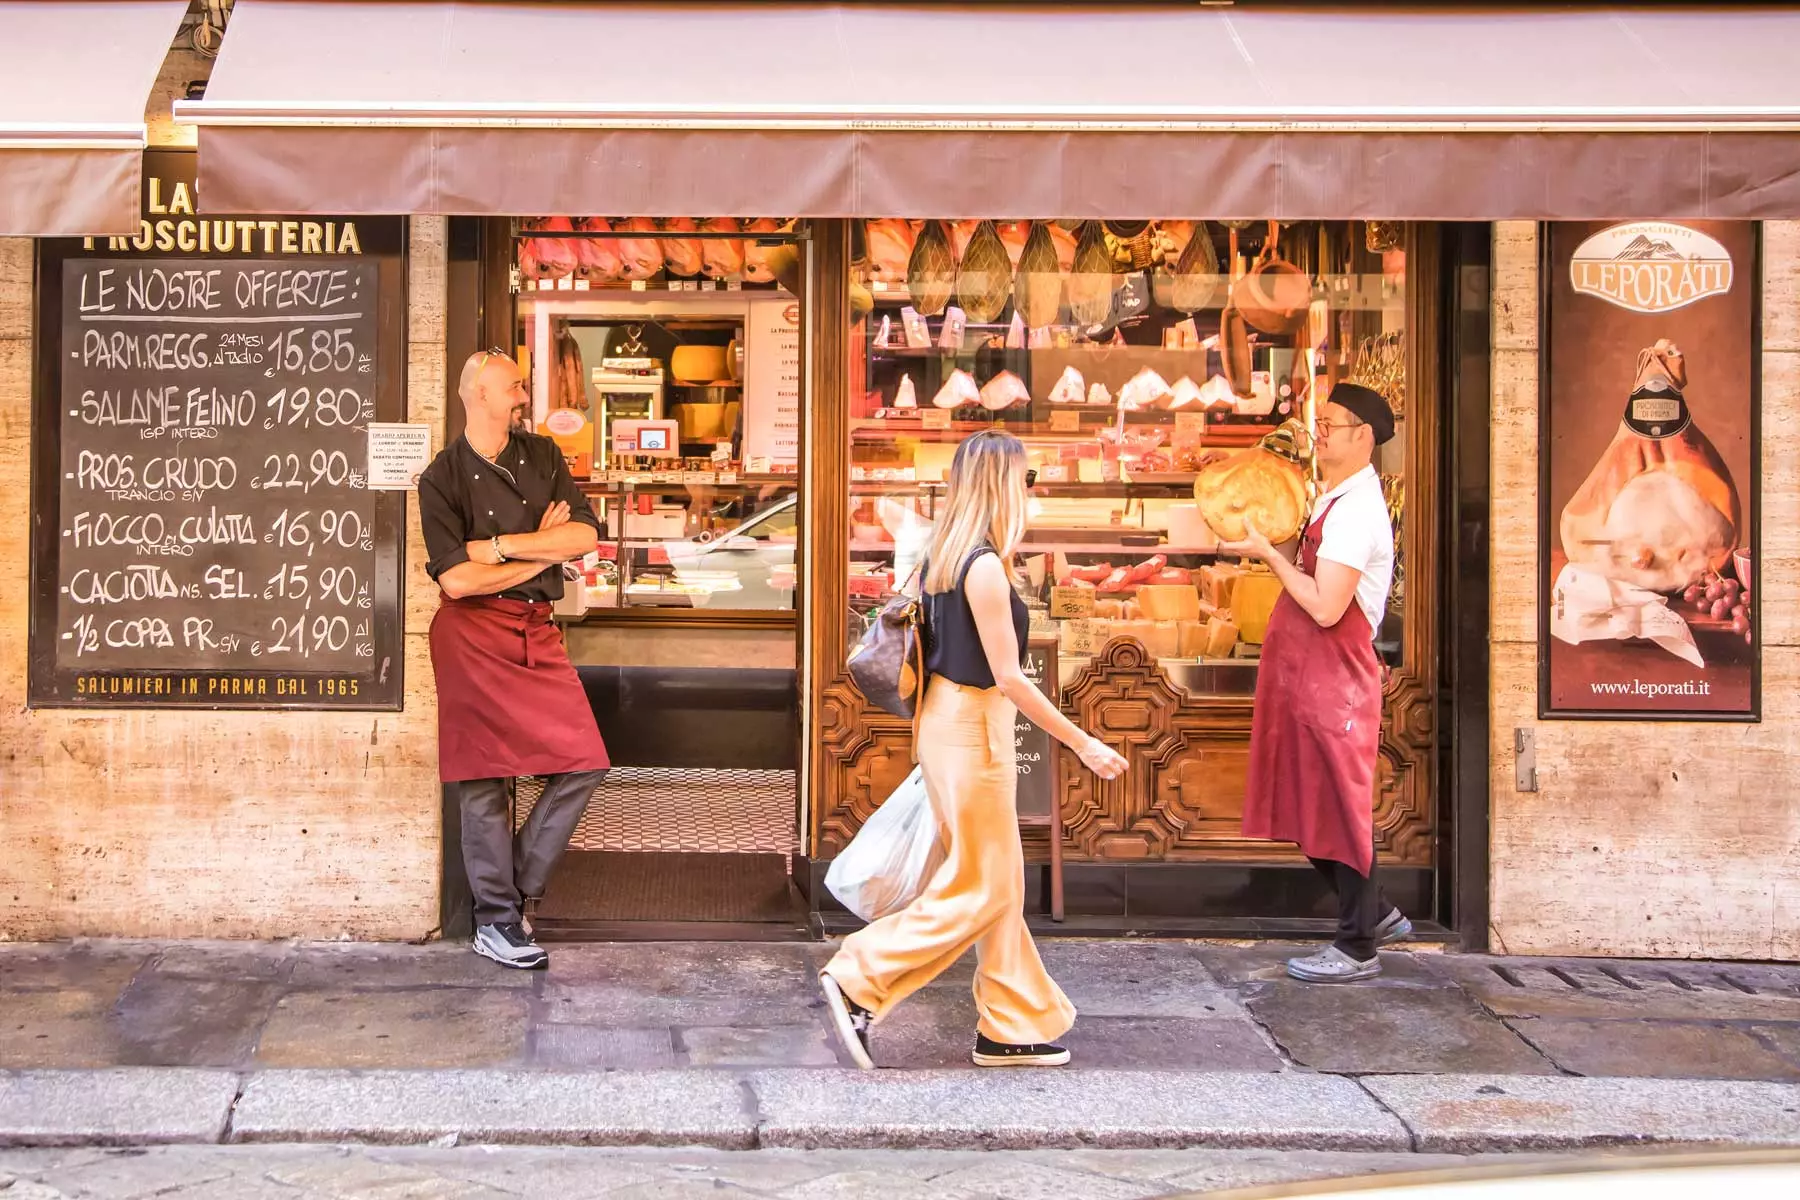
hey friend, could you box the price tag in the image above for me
[1049,586,1097,620]
[1049,409,1081,433]
[595,541,620,559]
[1174,412,1207,445]
[718,471,739,485]
[682,471,717,485]
[1064,618,1098,655]
[650,471,681,484]
[921,408,953,429]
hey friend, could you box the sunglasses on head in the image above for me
[475,346,512,369]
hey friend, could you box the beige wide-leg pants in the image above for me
[825,677,1076,1045]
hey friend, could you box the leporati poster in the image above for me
[1541,220,1759,720]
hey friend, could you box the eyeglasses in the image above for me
[1315,418,1366,437]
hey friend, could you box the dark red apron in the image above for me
[1241,497,1382,875]
[428,595,610,783]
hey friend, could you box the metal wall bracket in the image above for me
[1514,727,1538,792]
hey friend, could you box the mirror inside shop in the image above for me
[848,218,1410,696]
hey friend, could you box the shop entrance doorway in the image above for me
[442,218,810,941]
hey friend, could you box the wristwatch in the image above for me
[491,535,507,563]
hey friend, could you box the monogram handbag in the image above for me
[847,565,925,722]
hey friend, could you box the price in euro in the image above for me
[261,386,373,431]
[262,326,358,377]
[265,508,373,557]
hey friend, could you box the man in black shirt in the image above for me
[418,349,610,969]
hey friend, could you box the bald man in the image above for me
[418,350,610,969]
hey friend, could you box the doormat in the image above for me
[534,851,804,924]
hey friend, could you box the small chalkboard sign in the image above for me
[28,149,406,709]
[1014,635,1059,821]
[1014,634,1065,920]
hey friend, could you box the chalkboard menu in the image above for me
[29,150,406,709]
[1015,636,1059,820]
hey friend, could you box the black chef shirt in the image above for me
[419,432,600,603]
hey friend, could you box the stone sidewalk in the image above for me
[4,938,1800,1151]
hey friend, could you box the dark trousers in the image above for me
[453,770,607,926]
[1307,845,1394,962]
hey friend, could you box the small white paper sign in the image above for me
[366,423,433,491]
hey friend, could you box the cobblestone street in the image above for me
[0,1143,1552,1199]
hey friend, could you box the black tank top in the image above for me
[922,545,1029,690]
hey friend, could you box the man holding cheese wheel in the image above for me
[1219,382,1408,982]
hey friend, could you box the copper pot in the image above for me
[1231,221,1310,336]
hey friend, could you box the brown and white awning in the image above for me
[179,1,1800,220]
[0,0,189,236]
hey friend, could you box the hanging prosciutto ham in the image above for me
[700,218,745,278]
[616,218,664,280]
[865,219,914,286]
[571,218,621,283]
[742,218,785,284]
[660,218,705,277]
[519,217,578,280]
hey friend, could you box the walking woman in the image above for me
[820,430,1128,1069]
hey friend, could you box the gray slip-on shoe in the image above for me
[1287,944,1382,983]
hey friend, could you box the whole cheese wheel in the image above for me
[671,345,729,384]
[1193,448,1308,544]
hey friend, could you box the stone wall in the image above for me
[0,31,449,938]
[1487,222,1800,959]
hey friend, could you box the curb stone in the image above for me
[1361,1074,1800,1152]
[0,1070,239,1147]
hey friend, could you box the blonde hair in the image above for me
[923,430,1028,595]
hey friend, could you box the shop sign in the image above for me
[1539,220,1759,720]
[1569,222,1733,314]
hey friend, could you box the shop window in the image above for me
[848,219,1410,695]
[511,218,803,615]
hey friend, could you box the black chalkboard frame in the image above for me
[27,149,409,710]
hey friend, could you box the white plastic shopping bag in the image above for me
[824,766,945,922]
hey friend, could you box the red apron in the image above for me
[428,595,610,783]
[1241,497,1382,875]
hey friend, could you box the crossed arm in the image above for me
[437,501,598,600]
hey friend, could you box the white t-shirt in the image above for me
[1312,465,1395,636]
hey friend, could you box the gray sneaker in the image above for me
[474,922,549,970]
[1287,945,1382,983]
[1376,909,1414,946]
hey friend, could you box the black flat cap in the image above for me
[1329,382,1396,446]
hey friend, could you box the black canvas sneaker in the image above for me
[818,972,874,1069]
[971,1033,1071,1068]
[473,922,549,970]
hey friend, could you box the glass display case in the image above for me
[845,218,1411,694]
